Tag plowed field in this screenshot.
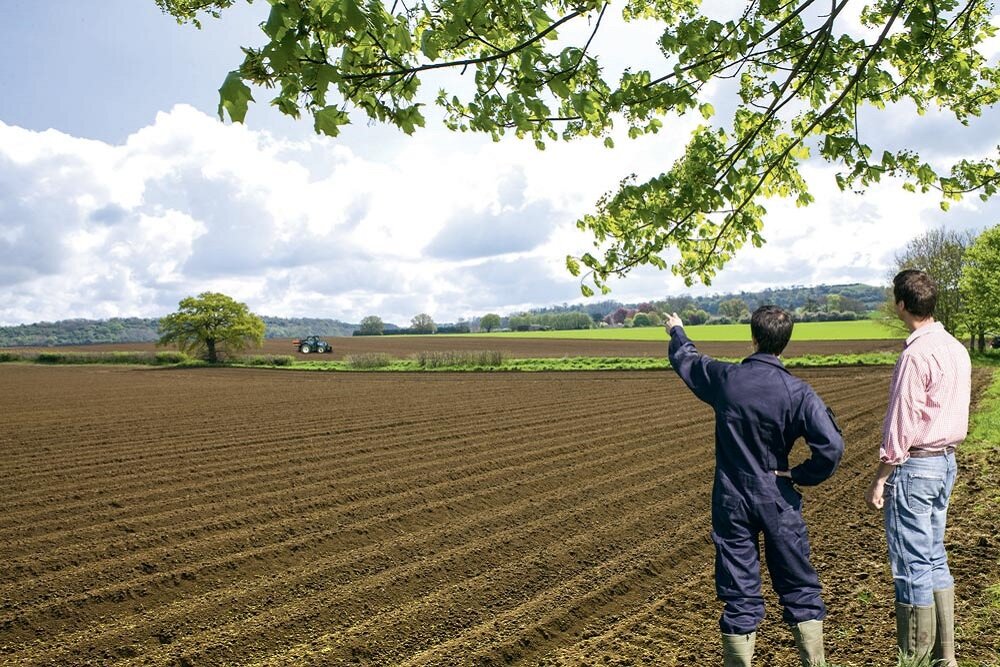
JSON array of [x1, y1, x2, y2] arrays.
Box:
[[15, 336, 899, 359], [1, 366, 996, 666]]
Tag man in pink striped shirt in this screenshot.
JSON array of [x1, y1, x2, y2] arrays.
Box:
[[865, 269, 971, 666]]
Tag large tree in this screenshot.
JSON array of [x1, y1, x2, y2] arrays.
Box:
[[158, 0, 1000, 293], [480, 313, 502, 332], [158, 292, 265, 362], [959, 224, 1000, 351], [884, 227, 974, 335], [410, 312, 437, 333], [359, 314, 385, 335]]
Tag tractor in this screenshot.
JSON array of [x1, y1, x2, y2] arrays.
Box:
[[293, 335, 334, 354]]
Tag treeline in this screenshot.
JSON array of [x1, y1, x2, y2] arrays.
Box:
[[1, 283, 890, 345], [488, 283, 884, 331], [0, 316, 356, 347], [502, 283, 882, 326], [507, 311, 594, 331]]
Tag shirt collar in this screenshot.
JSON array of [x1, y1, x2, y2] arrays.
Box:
[[742, 352, 788, 372], [904, 321, 944, 347]]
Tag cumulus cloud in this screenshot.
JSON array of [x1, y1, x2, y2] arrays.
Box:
[[1, 98, 998, 328], [424, 168, 560, 260]]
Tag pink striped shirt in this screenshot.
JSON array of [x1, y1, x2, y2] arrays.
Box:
[[880, 321, 972, 465]]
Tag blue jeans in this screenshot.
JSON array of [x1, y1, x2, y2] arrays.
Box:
[[884, 452, 957, 605]]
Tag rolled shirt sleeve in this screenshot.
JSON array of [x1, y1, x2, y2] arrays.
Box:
[[880, 355, 929, 465]]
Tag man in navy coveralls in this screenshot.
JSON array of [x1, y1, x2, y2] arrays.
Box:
[[666, 306, 844, 667]]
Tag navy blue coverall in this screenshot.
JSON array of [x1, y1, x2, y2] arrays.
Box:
[[668, 326, 845, 635]]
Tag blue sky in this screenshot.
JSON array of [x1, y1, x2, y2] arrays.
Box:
[[0, 1, 998, 326]]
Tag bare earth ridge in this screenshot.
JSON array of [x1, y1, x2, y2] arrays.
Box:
[[0, 365, 995, 666]]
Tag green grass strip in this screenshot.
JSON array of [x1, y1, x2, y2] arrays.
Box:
[[967, 366, 1000, 455], [439, 319, 903, 342]]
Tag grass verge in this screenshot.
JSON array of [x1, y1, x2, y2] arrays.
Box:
[[0, 350, 190, 365], [955, 361, 1000, 667], [444, 319, 902, 342], [966, 362, 1000, 455]]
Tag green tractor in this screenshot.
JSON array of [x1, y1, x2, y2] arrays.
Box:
[[293, 335, 333, 354]]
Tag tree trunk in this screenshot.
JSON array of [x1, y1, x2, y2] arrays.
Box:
[[206, 338, 217, 363], [970, 333, 975, 351], [978, 331, 986, 353]]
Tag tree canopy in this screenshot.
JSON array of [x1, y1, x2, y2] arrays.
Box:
[[359, 314, 385, 335], [158, 0, 1000, 294], [410, 312, 437, 333], [480, 313, 502, 332], [959, 224, 1000, 350], [886, 227, 973, 335], [158, 292, 265, 362]]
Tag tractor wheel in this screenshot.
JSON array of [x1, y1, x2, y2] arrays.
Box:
[[299, 344, 311, 354], [324, 346, 333, 354]]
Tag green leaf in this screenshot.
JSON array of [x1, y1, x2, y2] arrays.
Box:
[[420, 28, 439, 59], [314, 106, 350, 136], [340, 0, 366, 31], [699, 103, 714, 119], [217, 71, 253, 123]]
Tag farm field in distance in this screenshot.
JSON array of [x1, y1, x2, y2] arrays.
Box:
[[460, 319, 903, 342], [1, 364, 996, 666], [7, 332, 903, 361]]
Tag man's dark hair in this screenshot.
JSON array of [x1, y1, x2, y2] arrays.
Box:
[[751, 305, 794, 355], [893, 269, 937, 319]]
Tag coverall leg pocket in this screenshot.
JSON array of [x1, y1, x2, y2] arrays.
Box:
[[763, 500, 825, 625], [712, 497, 765, 635]]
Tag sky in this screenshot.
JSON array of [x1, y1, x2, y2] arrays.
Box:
[[1, 1, 999, 326]]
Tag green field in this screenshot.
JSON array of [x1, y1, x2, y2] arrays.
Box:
[[457, 319, 902, 342]]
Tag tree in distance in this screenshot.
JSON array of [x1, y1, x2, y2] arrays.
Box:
[[359, 315, 385, 335], [718, 298, 750, 320], [411, 313, 437, 334], [159, 1, 1000, 294], [680, 308, 711, 326], [632, 312, 652, 327], [959, 224, 1000, 352], [480, 313, 502, 332], [158, 292, 265, 363], [883, 227, 974, 336]]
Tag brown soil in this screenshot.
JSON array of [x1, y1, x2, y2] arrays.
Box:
[[14, 336, 900, 360], [0, 365, 994, 666]]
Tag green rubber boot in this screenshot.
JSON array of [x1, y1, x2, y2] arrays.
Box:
[[791, 619, 825, 666], [933, 588, 958, 667], [722, 632, 756, 667], [896, 602, 936, 660]]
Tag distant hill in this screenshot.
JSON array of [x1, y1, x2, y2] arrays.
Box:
[[518, 283, 887, 320], [0, 283, 888, 346], [0, 316, 357, 347]]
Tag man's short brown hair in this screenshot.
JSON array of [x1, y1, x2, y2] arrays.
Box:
[[751, 305, 794, 355], [893, 269, 937, 319]]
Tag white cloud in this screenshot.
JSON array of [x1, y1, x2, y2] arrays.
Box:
[[0, 99, 997, 328]]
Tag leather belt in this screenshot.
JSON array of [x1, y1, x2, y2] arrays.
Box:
[[908, 447, 956, 459]]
